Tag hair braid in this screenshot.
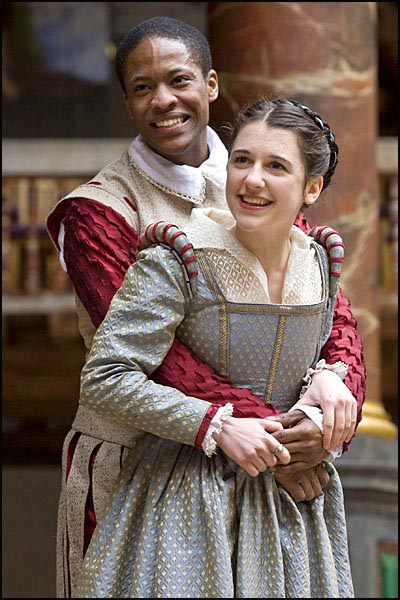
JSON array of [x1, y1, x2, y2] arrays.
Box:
[[285, 100, 339, 190]]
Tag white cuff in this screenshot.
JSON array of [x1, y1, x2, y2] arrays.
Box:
[[294, 405, 324, 431], [202, 403, 234, 457], [294, 403, 344, 462]]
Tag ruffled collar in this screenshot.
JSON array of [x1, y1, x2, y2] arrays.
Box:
[[128, 127, 228, 199], [185, 207, 317, 300], [186, 207, 313, 254]]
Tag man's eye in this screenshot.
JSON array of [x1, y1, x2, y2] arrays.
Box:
[[172, 76, 190, 85], [133, 84, 150, 93]]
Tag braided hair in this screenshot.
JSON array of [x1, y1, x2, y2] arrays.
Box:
[[225, 97, 339, 191]]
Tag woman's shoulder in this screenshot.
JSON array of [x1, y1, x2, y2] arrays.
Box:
[[138, 222, 199, 297]]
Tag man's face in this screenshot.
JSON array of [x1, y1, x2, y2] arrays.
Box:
[[123, 36, 219, 167]]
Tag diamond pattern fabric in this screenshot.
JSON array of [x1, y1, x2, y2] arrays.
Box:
[[75, 242, 353, 597]]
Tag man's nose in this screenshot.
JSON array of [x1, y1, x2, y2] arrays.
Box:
[[151, 85, 177, 110]]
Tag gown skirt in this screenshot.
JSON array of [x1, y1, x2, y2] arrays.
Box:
[[75, 431, 354, 598]]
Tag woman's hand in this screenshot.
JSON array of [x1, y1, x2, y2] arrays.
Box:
[[274, 463, 330, 502], [292, 369, 357, 451], [213, 417, 290, 477]]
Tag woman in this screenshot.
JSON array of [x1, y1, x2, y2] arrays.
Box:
[[75, 98, 355, 598]]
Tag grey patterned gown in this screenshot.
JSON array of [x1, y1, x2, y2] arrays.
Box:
[[74, 214, 354, 598]]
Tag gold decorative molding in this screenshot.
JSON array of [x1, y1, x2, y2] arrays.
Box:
[[357, 399, 398, 439]]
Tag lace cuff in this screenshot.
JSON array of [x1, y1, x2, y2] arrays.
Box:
[[202, 403, 234, 457], [299, 359, 348, 399]]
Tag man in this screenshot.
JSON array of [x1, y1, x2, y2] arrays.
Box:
[[47, 16, 365, 598]]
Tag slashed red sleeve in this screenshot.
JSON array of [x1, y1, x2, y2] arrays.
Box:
[[63, 199, 139, 328], [62, 200, 280, 450], [319, 289, 366, 451], [152, 338, 282, 449], [294, 213, 367, 452]]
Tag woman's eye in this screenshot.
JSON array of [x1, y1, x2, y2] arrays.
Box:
[[233, 156, 250, 164], [271, 162, 285, 170]]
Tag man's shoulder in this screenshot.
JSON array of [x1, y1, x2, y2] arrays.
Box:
[[88, 149, 132, 181]]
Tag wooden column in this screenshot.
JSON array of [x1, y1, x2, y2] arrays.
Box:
[[208, 1, 396, 438]]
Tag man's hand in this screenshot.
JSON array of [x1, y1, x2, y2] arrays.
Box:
[[270, 410, 329, 474], [274, 463, 330, 502]]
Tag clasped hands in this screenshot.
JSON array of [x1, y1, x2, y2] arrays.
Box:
[[214, 412, 328, 502], [214, 368, 357, 502], [269, 368, 357, 501]]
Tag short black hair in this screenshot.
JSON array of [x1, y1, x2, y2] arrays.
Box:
[[115, 16, 212, 93]]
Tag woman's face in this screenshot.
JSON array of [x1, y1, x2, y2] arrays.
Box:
[[226, 120, 321, 235]]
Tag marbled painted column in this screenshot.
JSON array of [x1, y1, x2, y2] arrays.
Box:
[[208, 1, 397, 437]]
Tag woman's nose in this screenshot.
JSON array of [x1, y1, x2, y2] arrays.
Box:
[[245, 165, 265, 189]]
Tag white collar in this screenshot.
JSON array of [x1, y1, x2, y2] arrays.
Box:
[[185, 209, 322, 304], [128, 126, 228, 199], [186, 208, 313, 253], [185, 208, 315, 285]]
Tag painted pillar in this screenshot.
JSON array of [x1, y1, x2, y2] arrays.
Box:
[[208, 3, 398, 597]]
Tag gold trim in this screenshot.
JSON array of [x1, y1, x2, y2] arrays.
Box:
[[197, 254, 229, 377], [228, 302, 324, 315], [356, 400, 398, 439], [265, 315, 286, 404]]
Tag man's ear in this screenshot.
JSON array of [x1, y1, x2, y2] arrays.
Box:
[[304, 176, 324, 205], [207, 69, 219, 103]]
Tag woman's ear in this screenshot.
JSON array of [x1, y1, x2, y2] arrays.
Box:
[[304, 176, 324, 205]]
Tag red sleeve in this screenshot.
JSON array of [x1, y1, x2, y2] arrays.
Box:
[[62, 199, 280, 449], [319, 289, 366, 451], [295, 213, 367, 452], [152, 338, 281, 448], [63, 199, 139, 328], [294, 212, 309, 231]]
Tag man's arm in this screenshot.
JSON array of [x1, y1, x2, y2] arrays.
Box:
[[318, 288, 365, 450], [62, 198, 139, 328], [61, 200, 281, 430], [294, 212, 366, 452], [60, 201, 331, 497]]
